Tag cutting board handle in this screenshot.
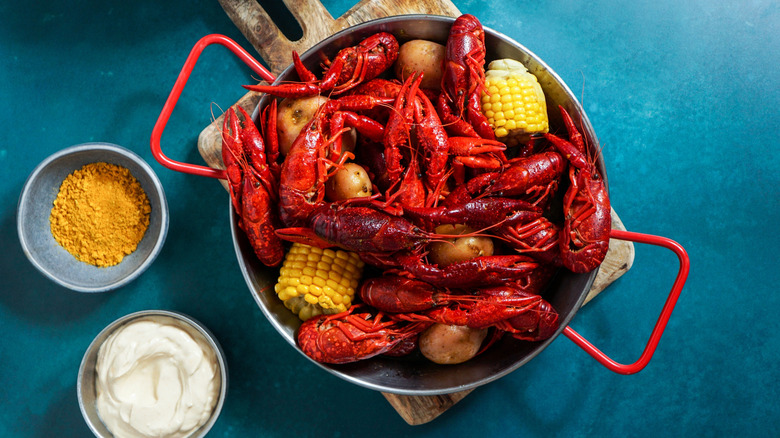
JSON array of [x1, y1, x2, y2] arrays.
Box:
[[218, 0, 462, 74], [218, 0, 339, 74]]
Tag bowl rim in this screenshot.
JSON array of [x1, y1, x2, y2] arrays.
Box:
[[17, 142, 169, 293], [77, 309, 228, 438]]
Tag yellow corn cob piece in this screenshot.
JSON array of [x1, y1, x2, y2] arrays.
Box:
[[481, 59, 549, 146], [274, 242, 364, 321]]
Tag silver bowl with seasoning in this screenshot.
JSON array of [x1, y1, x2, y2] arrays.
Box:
[[78, 310, 228, 438], [17, 142, 169, 292]]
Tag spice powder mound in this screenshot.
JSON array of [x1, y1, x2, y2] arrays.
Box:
[[49, 162, 152, 267]]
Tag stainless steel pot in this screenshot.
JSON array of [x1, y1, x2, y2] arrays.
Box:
[[151, 14, 689, 397], [240, 15, 602, 396]]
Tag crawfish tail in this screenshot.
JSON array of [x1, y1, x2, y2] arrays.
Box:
[[498, 217, 563, 266], [359, 276, 440, 313], [240, 172, 284, 267], [497, 298, 560, 342], [221, 108, 244, 215]]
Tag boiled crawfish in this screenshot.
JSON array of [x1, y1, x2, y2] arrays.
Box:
[[297, 304, 431, 364], [244, 33, 399, 98], [544, 106, 611, 273], [276, 94, 391, 227], [221, 106, 284, 267], [276, 203, 491, 254], [360, 276, 559, 341], [437, 14, 496, 141]]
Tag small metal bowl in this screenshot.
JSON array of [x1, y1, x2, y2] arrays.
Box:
[[77, 310, 228, 438], [17, 142, 169, 292]]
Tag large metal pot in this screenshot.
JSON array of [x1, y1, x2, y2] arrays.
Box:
[[239, 15, 602, 396], [151, 14, 689, 397]]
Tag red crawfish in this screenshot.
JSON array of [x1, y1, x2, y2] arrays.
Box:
[[347, 77, 427, 208], [244, 32, 399, 98], [382, 72, 422, 190], [221, 106, 284, 267], [276, 94, 391, 227], [442, 150, 567, 208], [297, 304, 431, 364], [437, 14, 496, 140], [414, 83, 508, 203], [360, 276, 560, 341], [403, 197, 542, 230], [544, 106, 611, 273], [275, 204, 472, 254], [392, 252, 556, 290]]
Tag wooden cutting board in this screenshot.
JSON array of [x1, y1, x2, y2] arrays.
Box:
[[197, 0, 635, 425]]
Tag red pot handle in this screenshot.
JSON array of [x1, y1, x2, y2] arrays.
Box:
[[150, 34, 276, 178], [563, 229, 690, 374]]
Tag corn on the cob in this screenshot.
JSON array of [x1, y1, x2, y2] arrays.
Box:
[[481, 58, 549, 146], [274, 243, 364, 321]]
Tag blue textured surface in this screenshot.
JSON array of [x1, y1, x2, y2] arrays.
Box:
[[1, 0, 778, 436]]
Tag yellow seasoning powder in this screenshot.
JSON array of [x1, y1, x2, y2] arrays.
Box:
[[49, 162, 151, 267]]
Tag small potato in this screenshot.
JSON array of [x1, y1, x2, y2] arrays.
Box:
[[428, 224, 494, 267], [420, 324, 489, 365], [394, 39, 446, 90], [325, 163, 372, 201], [276, 96, 357, 156]]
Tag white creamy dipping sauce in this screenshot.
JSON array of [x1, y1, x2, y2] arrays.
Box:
[[95, 315, 220, 438]]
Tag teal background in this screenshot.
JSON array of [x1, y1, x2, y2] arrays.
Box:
[[1, 0, 778, 436]]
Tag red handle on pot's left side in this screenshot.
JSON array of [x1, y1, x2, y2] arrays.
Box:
[[564, 229, 690, 374], [150, 34, 276, 178]]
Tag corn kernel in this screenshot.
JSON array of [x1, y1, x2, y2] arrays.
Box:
[[285, 286, 298, 298]]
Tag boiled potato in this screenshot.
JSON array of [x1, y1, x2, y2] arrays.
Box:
[[419, 324, 489, 365], [325, 163, 372, 201], [276, 95, 356, 156], [428, 224, 494, 267], [394, 39, 446, 90]]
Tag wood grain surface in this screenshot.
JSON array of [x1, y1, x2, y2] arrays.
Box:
[[198, 0, 635, 425]]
